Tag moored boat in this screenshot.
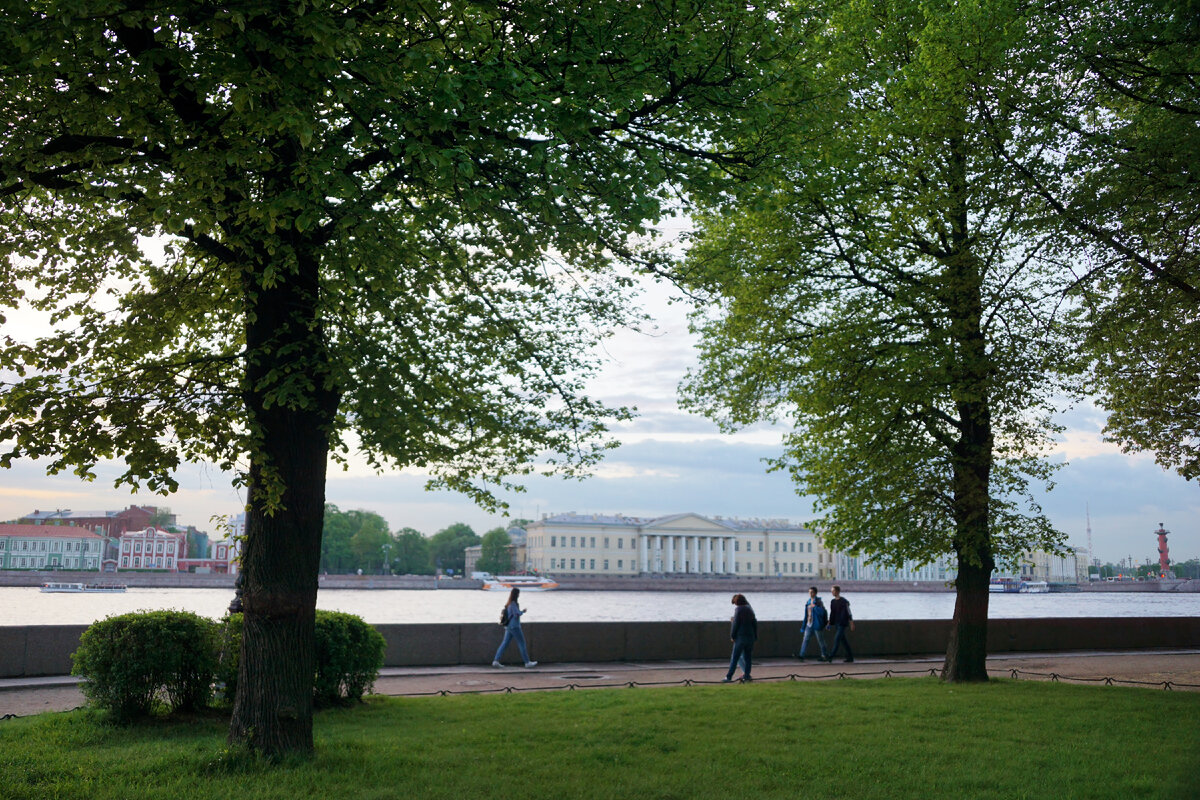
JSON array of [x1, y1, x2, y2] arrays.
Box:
[[480, 574, 559, 592], [40, 582, 127, 593], [1018, 580, 1050, 593]]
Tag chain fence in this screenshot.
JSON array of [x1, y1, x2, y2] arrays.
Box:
[[377, 665, 1200, 698], [3, 665, 1196, 721]]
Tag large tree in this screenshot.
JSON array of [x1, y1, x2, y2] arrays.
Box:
[[678, 0, 1073, 681], [475, 525, 512, 574], [0, 0, 781, 756], [1011, 0, 1200, 479], [428, 522, 478, 574], [392, 527, 432, 575]]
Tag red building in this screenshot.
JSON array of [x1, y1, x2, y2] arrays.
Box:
[[20, 505, 170, 538]]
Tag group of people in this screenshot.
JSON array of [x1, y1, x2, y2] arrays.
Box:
[[723, 585, 855, 683], [490, 584, 857, 680]]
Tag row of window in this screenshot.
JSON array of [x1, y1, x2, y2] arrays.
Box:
[[120, 556, 173, 568], [0, 540, 99, 552], [543, 536, 815, 553], [121, 542, 176, 554], [2, 557, 98, 567], [547, 535, 633, 550], [543, 557, 818, 574]]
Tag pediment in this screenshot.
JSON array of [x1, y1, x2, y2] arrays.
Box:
[[643, 513, 730, 532]]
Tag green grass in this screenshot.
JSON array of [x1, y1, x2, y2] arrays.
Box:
[[2, 679, 1197, 799]]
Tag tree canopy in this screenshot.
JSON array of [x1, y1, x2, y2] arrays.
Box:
[[1042, 0, 1200, 480], [428, 522, 479, 574], [678, 0, 1076, 680], [0, 0, 784, 757], [476, 525, 512, 574]]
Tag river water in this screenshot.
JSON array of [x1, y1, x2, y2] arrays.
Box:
[[6, 587, 1199, 626]]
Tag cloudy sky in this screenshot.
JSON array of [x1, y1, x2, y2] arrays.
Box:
[[2, 266, 1196, 567]]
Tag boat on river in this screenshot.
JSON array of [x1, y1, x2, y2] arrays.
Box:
[[1019, 580, 1050, 593], [40, 582, 128, 593], [479, 574, 559, 592]]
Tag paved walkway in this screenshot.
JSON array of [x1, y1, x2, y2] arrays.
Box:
[[4, 649, 1198, 719]]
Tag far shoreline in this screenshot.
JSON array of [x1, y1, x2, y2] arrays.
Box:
[[2, 569, 1196, 593]]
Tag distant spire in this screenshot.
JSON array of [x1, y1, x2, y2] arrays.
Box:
[[1086, 504, 1093, 567]]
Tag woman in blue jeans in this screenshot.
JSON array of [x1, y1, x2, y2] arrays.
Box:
[[493, 587, 538, 668]]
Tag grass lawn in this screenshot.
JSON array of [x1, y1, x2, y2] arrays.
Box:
[[2, 678, 1197, 800]]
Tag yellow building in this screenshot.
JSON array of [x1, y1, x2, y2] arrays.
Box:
[[524, 512, 822, 578]]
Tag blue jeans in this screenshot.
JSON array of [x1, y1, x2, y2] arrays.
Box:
[[494, 625, 531, 664], [829, 625, 853, 660], [727, 639, 754, 679], [799, 625, 828, 659]]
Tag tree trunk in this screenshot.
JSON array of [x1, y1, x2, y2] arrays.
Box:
[[940, 133, 996, 682], [942, 553, 992, 681], [228, 244, 337, 758]]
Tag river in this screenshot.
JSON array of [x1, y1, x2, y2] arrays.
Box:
[[6, 586, 1200, 626]]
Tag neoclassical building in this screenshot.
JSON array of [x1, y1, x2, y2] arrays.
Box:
[[524, 512, 826, 578]]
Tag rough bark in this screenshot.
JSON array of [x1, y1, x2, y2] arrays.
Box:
[[228, 243, 338, 757]]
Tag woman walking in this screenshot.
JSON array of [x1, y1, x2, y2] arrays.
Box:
[[723, 593, 757, 683], [493, 587, 538, 668]]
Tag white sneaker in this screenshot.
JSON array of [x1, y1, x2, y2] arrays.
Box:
[[524, 661, 538, 668], [492, 661, 502, 667]]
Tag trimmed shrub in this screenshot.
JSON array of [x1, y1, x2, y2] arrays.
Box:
[[71, 610, 220, 719], [217, 610, 385, 707], [313, 610, 387, 705], [214, 612, 243, 706]]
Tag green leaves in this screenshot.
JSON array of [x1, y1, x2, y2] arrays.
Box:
[[679, 0, 1073, 569], [1, 1, 781, 505]]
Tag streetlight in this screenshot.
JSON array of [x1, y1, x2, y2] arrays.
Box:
[[381, 542, 392, 576]]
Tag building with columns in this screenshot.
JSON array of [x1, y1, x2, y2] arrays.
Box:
[[524, 513, 823, 577]]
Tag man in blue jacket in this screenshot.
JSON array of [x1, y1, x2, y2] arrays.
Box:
[[795, 585, 830, 662]]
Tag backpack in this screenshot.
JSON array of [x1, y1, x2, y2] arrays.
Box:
[[811, 600, 828, 631], [499, 604, 510, 626]]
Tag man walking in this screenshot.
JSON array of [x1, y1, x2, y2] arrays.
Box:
[[828, 584, 855, 663], [795, 586, 830, 662]]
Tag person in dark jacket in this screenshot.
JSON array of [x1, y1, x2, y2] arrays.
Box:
[[828, 584, 855, 663], [723, 593, 758, 683]]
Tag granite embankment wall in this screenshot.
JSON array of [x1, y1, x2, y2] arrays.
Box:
[[4, 617, 1198, 678]]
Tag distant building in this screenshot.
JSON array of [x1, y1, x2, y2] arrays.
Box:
[[834, 553, 957, 583], [116, 527, 186, 571], [20, 505, 170, 538], [176, 537, 239, 574], [523, 512, 821, 577], [997, 548, 1087, 584], [464, 526, 525, 575], [0, 523, 106, 570]]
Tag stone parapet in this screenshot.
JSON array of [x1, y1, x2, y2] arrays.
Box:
[[4, 617, 1198, 678]]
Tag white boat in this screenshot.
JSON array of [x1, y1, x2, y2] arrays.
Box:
[[40, 582, 128, 593], [1018, 580, 1050, 593], [480, 574, 559, 592]]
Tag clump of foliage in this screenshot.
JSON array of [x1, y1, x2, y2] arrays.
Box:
[[312, 611, 387, 706], [217, 611, 384, 707], [71, 610, 220, 719]]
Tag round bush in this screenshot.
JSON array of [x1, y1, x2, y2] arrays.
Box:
[[217, 610, 385, 707], [71, 610, 220, 719], [313, 610, 387, 705]]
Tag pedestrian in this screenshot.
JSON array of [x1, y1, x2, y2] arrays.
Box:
[[723, 593, 758, 683], [492, 587, 538, 668], [828, 584, 855, 663], [795, 585, 830, 661]]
